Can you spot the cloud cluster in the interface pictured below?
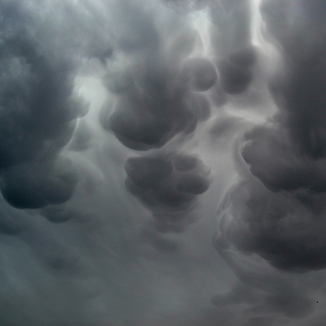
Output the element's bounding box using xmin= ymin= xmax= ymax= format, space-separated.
xmin=4 ymin=0 xmax=326 ymax=325
xmin=98 ymin=1 xmax=216 ymax=234
xmin=217 ymin=46 xmax=257 ymax=94
xmin=101 ymin=55 xmax=215 ymax=150
xmin=216 ymin=0 xmax=326 ymax=275
xmin=216 ymin=179 xmax=326 ymax=271
xmin=0 ymin=0 xmax=91 ymax=209
xmin=98 ymin=0 xmax=220 ymax=151
xmin=125 ymin=153 xmax=210 ymax=231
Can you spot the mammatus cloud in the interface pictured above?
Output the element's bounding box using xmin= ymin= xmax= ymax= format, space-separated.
xmin=2 ymin=0 xmax=326 ymax=325
xmin=216 ymin=179 xmax=326 ymax=271
xmin=100 ymin=50 xmax=215 ymax=151
xmin=212 ymin=0 xmax=326 ymax=322
xmin=218 ymin=0 xmax=326 ymax=270
xmin=99 ymin=1 xmax=216 ymax=234
xmin=125 ymin=153 xmax=210 ymax=232
xmin=0 ymin=0 xmax=90 ymax=209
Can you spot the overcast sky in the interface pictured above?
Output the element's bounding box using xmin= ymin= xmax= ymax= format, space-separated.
xmin=1 ymin=0 xmax=326 ymax=325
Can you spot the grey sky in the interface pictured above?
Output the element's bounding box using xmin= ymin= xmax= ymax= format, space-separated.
xmin=0 ymin=0 xmax=325 ymax=325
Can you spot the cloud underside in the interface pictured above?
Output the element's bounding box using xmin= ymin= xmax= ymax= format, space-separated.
xmin=1 ymin=0 xmax=326 ymax=325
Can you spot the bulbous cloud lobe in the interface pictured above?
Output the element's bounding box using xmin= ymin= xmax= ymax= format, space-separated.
xmin=99 ymin=0 xmax=218 ymax=152
xmin=217 ymin=179 xmax=326 ymax=271
xmin=125 ymin=153 xmax=210 ymax=231
xmin=101 ymin=57 xmax=215 ymax=151
xmin=217 ymin=0 xmax=326 ymax=274
xmin=99 ymin=0 xmax=215 ymax=234
xmin=0 ymin=0 xmax=91 ymax=209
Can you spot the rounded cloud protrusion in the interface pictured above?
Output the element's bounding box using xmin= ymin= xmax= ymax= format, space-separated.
xmin=181 ymin=57 xmax=218 ymax=91
xmin=1 ymin=158 xmax=79 ymax=209
xmin=124 ymin=153 xmax=210 ymax=229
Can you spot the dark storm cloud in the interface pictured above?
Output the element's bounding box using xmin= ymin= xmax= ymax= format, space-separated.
xmin=100 ymin=0 xmax=217 ymax=151
xmin=1 ymin=157 xmax=79 ymax=209
xmin=242 ymin=126 xmax=326 ymax=192
xmin=99 ymin=0 xmax=216 ymax=237
xmin=217 ymin=46 xmax=257 ymax=94
xmin=216 ymin=178 xmax=326 ymax=271
xmin=125 ymin=153 xmax=210 ymax=231
xmin=215 ymin=0 xmax=326 ymax=276
xmin=4 ymin=0 xmax=326 ymax=325
xmin=101 ymin=60 xmax=215 ymax=150
xmin=258 ymin=0 xmax=326 ymax=159
xmin=0 ymin=0 xmax=90 ymax=209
